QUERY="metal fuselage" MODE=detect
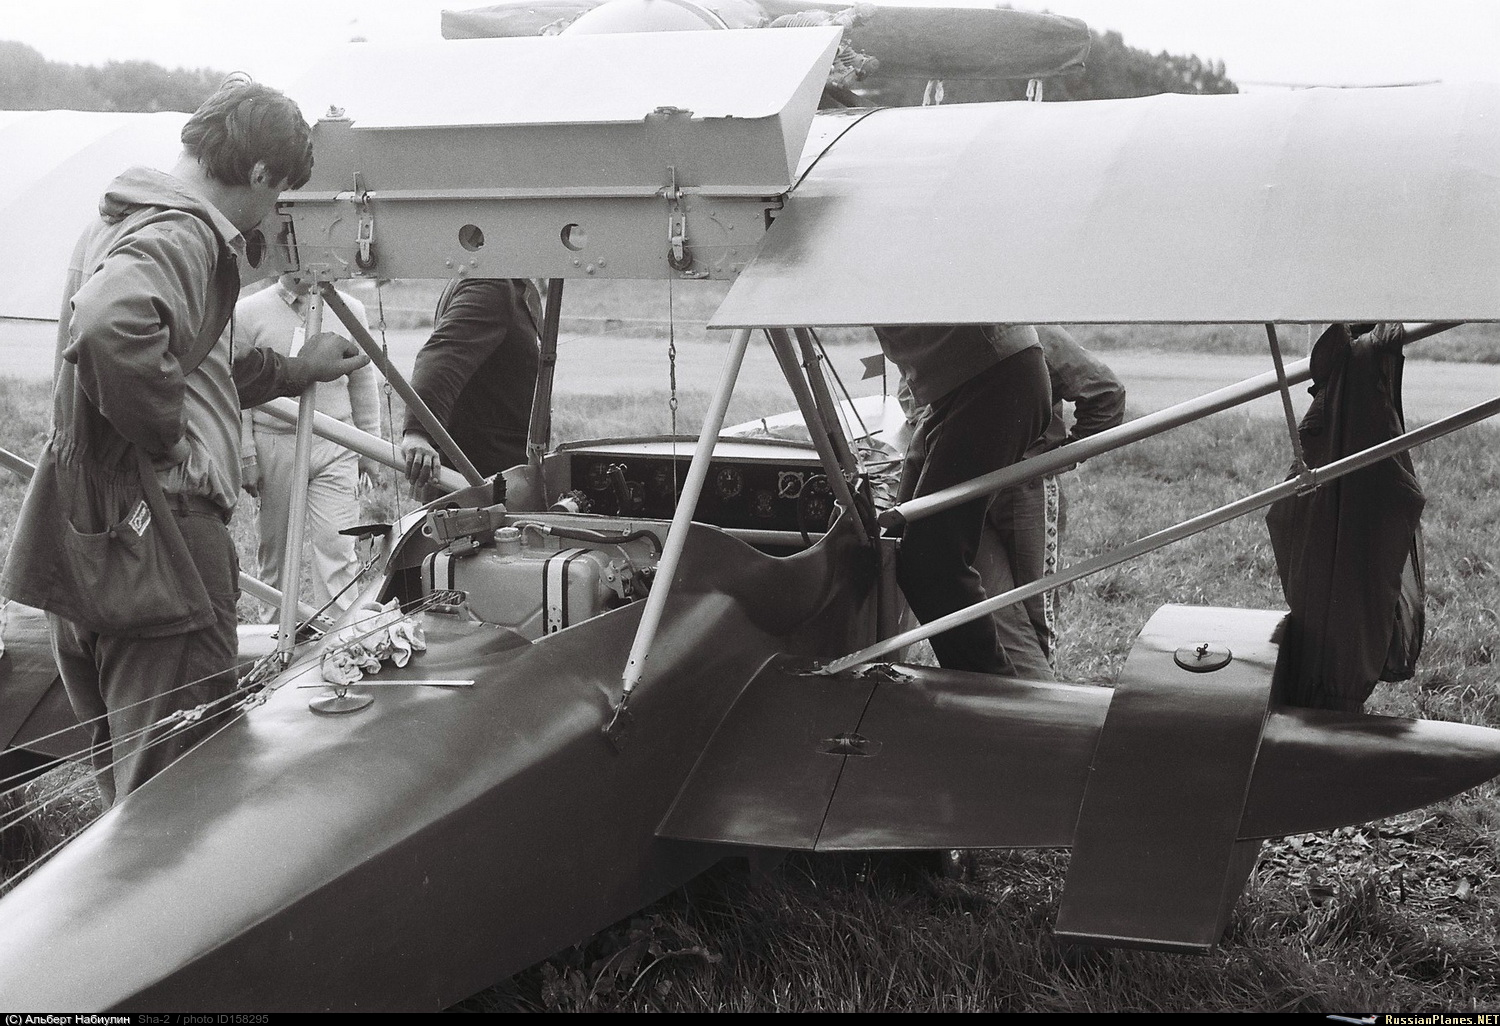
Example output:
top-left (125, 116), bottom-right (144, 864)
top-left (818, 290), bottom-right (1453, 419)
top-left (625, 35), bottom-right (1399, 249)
top-left (3, 19), bottom-right (1500, 1011)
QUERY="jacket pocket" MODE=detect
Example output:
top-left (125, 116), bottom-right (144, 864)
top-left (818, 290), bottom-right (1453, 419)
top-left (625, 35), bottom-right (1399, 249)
top-left (59, 504), bottom-right (204, 636)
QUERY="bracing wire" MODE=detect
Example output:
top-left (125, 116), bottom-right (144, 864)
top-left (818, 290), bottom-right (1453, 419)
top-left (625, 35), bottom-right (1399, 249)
top-left (807, 327), bottom-right (872, 450)
top-left (0, 589), bottom-right (442, 806)
top-left (667, 275), bottom-right (680, 502)
top-left (0, 583), bottom-right (366, 792)
top-left (0, 695), bottom-right (255, 893)
top-left (0, 589), bottom-right (457, 887)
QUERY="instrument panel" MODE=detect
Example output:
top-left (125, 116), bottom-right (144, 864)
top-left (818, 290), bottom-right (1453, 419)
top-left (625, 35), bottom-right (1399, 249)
top-left (561, 444), bottom-right (836, 535)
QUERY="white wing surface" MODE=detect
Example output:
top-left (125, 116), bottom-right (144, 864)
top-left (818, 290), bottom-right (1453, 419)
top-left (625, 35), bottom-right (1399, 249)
top-left (710, 84), bottom-right (1500, 327)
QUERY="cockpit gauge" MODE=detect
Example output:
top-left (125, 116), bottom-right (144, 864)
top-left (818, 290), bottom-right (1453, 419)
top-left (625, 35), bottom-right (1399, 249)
top-left (623, 479), bottom-right (646, 512)
top-left (798, 475), bottom-right (834, 534)
top-left (585, 462), bottom-right (612, 492)
top-left (651, 465), bottom-right (678, 500)
top-left (715, 466), bottom-right (744, 500)
top-left (750, 489), bottom-right (776, 520)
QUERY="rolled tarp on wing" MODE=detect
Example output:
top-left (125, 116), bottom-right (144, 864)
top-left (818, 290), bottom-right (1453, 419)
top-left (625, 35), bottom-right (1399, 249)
top-left (709, 83), bottom-right (1500, 328)
top-left (441, 1), bottom-right (604, 38)
top-left (441, 1), bottom-right (1090, 80)
top-left (824, 3), bottom-right (1089, 81)
top-left (0, 110), bottom-right (186, 321)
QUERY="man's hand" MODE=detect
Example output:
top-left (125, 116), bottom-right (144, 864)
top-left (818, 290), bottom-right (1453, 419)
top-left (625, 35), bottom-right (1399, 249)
top-left (291, 331), bottom-right (369, 388)
top-left (241, 454), bottom-right (260, 499)
top-left (402, 430), bottom-right (441, 494)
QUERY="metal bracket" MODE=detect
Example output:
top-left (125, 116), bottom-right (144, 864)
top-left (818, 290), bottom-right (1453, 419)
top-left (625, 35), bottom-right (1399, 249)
top-left (353, 171), bottom-right (377, 271)
top-left (421, 502), bottom-right (508, 546)
top-left (801, 660), bottom-right (914, 683)
top-left (603, 698), bottom-right (632, 752)
top-left (664, 166), bottom-right (692, 272)
top-left (847, 662), bottom-right (916, 684)
top-left (1264, 322), bottom-right (1314, 490)
top-left (817, 731), bottom-right (882, 757)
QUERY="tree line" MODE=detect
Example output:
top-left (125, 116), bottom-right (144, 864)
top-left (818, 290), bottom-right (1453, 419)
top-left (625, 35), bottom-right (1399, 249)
top-left (0, 23), bottom-right (1234, 116)
top-left (0, 41), bottom-right (225, 113)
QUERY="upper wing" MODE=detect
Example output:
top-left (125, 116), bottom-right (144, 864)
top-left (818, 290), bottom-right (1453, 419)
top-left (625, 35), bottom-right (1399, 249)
top-left (0, 110), bottom-right (186, 321)
top-left (709, 84), bottom-right (1500, 327)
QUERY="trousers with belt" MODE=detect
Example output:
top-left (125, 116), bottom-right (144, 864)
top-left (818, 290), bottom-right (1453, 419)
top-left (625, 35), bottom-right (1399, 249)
top-left (49, 501), bottom-right (239, 806)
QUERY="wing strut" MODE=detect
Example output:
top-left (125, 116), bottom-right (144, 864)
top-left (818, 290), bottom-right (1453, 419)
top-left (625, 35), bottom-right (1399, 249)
top-left (526, 278), bottom-right (565, 469)
top-left (254, 400), bottom-right (468, 494)
top-left (765, 328), bottom-right (874, 544)
top-left (275, 290), bottom-right (324, 661)
top-left (609, 328), bottom-right (755, 742)
top-left (1265, 322), bottom-right (1312, 484)
top-left (880, 322), bottom-right (1459, 531)
top-left (816, 372), bottom-right (1500, 675)
top-left (320, 285), bottom-right (485, 487)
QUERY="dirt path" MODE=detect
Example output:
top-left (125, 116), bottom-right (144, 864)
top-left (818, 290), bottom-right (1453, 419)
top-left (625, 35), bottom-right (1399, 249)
top-left (5, 324), bottom-right (1499, 424)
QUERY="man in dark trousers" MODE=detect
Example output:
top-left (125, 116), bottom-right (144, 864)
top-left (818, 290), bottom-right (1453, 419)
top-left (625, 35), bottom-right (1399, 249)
top-left (0, 79), bottom-right (368, 805)
top-left (400, 277), bottom-right (542, 494)
top-left (875, 323), bottom-right (1052, 676)
top-left (980, 325), bottom-right (1125, 679)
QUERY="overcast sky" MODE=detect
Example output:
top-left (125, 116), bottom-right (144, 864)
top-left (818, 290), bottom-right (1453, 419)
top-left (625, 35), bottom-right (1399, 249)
top-left (3, 0), bottom-right (1498, 92)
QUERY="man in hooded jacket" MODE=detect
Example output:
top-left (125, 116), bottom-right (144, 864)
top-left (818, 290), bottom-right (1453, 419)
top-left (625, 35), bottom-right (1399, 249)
top-left (0, 80), bottom-right (368, 805)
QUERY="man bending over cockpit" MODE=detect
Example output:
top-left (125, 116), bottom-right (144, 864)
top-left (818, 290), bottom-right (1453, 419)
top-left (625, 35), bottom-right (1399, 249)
top-left (873, 324), bottom-right (1052, 676)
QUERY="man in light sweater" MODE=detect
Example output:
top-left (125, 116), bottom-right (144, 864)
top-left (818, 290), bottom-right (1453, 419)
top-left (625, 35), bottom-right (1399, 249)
top-left (237, 274), bottom-right (383, 613)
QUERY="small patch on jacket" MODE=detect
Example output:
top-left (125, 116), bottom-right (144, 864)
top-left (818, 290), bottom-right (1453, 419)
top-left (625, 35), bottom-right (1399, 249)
top-left (125, 500), bottom-right (151, 537)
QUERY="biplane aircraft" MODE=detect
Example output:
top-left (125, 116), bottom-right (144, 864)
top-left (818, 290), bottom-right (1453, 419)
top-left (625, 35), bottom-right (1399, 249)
top-left (1, 0), bottom-right (1499, 1011)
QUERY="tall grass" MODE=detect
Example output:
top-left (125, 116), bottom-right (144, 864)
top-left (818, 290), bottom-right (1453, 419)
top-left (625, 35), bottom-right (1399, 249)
top-left (458, 412), bottom-right (1500, 1013)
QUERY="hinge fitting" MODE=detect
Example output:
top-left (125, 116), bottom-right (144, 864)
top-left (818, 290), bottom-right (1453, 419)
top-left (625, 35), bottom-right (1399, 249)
top-left (353, 171), bottom-right (376, 271)
top-left (665, 166), bottom-right (692, 272)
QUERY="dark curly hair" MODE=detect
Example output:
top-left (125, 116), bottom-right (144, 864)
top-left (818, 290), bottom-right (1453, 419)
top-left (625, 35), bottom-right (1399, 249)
top-left (180, 79), bottom-right (314, 190)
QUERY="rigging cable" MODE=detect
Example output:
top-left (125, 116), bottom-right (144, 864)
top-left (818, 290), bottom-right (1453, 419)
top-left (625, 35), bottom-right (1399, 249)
top-left (0, 592), bottom-right (442, 806)
top-left (0, 591), bottom-right (459, 887)
top-left (807, 327), bottom-right (873, 448)
top-left (667, 275), bottom-right (680, 502)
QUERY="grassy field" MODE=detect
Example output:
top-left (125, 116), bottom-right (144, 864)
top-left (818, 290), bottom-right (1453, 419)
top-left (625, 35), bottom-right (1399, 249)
top-left (356, 277), bottom-right (1500, 363)
top-left (1, 350), bottom-right (1499, 1010)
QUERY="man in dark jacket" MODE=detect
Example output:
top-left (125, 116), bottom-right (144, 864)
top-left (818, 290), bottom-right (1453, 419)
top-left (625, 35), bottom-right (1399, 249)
top-left (1266, 322), bottom-right (1425, 710)
top-left (400, 277), bottom-right (542, 494)
top-left (0, 80), bottom-right (367, 805)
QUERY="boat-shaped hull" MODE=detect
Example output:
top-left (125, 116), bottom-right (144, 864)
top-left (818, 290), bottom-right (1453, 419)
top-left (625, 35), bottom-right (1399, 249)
top-left (0, 522), bottom-right (875, 1010)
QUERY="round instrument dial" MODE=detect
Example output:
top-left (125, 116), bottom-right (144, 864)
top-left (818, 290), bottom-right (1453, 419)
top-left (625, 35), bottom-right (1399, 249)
top-left (624, 480), bottom-right (646, 512)
top-left (715, 466), bottom-right (744, 500)
top-left (799, 476), bottom-right (835, 532)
